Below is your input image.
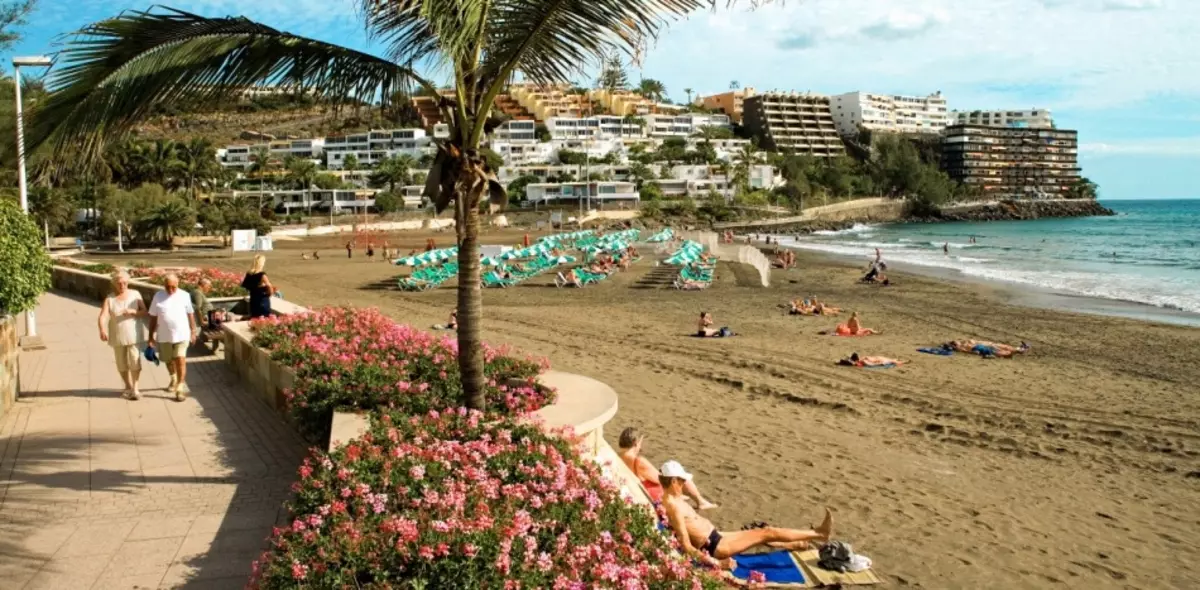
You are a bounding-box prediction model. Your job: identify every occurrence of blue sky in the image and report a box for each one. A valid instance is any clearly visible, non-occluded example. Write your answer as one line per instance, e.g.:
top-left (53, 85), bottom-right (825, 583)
top-left (7, 0), bottom-right (1198, 199)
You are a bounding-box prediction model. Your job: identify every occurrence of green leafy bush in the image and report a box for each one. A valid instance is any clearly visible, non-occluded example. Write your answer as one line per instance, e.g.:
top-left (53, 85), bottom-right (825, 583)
top-left (0, 198), bottom-right (52, 315)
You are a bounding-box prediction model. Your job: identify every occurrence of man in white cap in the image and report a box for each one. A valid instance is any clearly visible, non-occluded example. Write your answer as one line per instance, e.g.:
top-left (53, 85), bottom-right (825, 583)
top-left (659, 460), bottom-right (834, 570)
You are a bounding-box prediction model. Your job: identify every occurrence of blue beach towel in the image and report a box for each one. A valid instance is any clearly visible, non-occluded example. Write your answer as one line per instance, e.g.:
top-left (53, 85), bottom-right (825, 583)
top-left (918, 347), bottom-right (954, 356)
top-left (864, 363), bottom-right (897, 370)
top-left (732, 551), bottom-right (807, 584)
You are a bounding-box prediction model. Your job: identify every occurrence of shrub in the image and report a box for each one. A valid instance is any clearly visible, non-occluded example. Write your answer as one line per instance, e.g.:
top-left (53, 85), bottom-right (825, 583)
top-left (251, 308), bottom-right (551, 442)
top-left (249, 409), bottom-right (723, 589)
top-left (129, 267), bottom-right (244, 297)
top-left (0, 198), bottom-right (52, 315)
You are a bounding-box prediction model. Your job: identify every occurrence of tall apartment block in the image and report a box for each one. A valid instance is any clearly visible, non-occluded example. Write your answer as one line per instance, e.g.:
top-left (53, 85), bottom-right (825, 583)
top-left (941, 125), bottom-right (1081, 198)
top-left (741, 92), bottom-right (845, 156)
top-left (952, 108), bottom-right (1053, 129)
top-left (829, 91), bottom-right (949, 136)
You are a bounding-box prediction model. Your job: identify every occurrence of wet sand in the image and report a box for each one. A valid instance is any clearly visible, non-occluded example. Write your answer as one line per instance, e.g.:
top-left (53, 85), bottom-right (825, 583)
top-left (84, 229), bottom-right (1200, 589)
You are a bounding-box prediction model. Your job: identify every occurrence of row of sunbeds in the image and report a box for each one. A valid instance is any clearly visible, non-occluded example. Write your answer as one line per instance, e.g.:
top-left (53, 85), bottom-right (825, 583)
top-left (398, 261), bottom-right (459, 291)
top-left (483, 255), bottom-right (576, 288)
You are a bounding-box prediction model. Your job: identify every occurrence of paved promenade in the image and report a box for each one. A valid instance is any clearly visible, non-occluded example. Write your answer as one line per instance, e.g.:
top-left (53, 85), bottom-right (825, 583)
top-left (0, 292), bottom-right (307, 589)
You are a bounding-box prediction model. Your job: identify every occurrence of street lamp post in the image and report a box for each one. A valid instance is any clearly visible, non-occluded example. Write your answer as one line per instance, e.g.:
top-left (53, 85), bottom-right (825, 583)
top-left (13, 55), bottom-right (52, 349)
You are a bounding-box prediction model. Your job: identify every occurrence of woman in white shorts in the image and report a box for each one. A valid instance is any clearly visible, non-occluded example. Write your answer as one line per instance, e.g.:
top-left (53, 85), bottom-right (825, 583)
top-left (98, 271), bottom-right (147, 400)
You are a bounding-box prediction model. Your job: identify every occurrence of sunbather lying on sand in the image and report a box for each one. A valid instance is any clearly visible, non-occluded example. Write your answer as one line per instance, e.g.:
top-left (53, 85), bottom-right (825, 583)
top-left (661, 461), bottom-right (834, 571)
top-left (554, 270), bottom-right (583, 288)
top-left (835, 312), bottom-right (878, 336)
top-left (947, 339), bottom-right (1030, 358)
top-left (837, 352), bottom-right (906, 368)
top-left (618, 428), bottom-right (716, 508)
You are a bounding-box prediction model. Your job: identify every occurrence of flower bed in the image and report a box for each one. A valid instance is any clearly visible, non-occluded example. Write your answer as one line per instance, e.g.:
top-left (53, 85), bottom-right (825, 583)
top-left (59, 259), bottom-right (117, 275)
top-left (251, 307), bottom-right (551, 443)
top-left (249, 409), bottom-right (723, 589)
top-left (129, 266), bottom-right (244, 297)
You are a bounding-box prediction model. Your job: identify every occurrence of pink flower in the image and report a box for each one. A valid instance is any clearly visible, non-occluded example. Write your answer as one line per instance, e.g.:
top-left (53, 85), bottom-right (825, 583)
top-left (409, 465), bottom-right (425, 481)
top-left (290, 560), bottom-right (308, 580)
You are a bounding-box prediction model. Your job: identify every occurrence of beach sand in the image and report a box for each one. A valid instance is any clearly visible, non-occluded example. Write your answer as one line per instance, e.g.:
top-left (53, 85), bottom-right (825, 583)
top-left (89, 229), bottom-right (1200, 588)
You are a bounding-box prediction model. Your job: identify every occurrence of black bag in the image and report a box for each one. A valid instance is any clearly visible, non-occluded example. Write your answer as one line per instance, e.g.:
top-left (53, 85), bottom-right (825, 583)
top-left (817, 540), bottom-right (853, 573)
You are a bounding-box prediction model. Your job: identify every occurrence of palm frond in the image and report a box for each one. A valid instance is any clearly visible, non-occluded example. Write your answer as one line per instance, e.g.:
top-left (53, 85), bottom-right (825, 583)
top-left (30, 7), bottom-right (433, 165)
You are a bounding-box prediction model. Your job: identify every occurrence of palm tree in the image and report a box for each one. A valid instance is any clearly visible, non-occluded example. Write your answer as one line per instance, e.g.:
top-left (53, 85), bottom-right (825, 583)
top-left (371, 154), bottom-right (414, 193)
top-left (637, 78), bottom-right (666, 102)
top-left (732, 141), bottom-right (757, 198)
top-left (137, 198), bottom-right (196, 246)
top-left (284, 155), bottom-right (319, 216)
top-left (684, 87), bottom-right (694, 105)
top-left (248, 145), bottom-right (274, 211)
top-left (29, 2), bottom-right (746, 411)
top-left (136, 139), bottom-right (182, 187)
top-left (729, 80), bottom-right (740, 90)
top-left (172, 137), bottom-right (222, 199)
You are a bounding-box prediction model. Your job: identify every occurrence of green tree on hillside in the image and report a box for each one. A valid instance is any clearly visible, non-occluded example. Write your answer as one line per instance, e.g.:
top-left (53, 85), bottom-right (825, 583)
top-left (172, 137), bottom-right (224, 198)
top-left (136, 198), bottom-right (195, 245)
top-left (369, 155), bottom-right (414, 192)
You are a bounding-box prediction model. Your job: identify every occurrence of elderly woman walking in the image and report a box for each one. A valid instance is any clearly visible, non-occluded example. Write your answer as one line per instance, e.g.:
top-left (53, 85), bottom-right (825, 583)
top-left (98, 271), bottom-right (147, 400)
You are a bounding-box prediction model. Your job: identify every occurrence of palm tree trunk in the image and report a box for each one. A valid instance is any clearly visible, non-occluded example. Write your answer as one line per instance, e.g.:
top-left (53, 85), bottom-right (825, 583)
top-left (456, 181), bottom-right (486, 410)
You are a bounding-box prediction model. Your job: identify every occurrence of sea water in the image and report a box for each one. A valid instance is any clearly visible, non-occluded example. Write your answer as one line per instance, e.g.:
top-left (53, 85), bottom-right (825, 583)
top-left (775, 199), bottom-right (1200, 317)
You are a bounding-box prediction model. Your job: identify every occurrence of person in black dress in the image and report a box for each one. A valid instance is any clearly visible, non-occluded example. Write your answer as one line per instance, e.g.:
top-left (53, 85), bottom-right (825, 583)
top-left (242, 254), bottom-right (275, 319)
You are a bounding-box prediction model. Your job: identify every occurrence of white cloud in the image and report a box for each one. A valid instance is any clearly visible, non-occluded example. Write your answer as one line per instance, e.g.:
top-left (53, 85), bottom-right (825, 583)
top-left (643, 0), bottom-right (1195, 112)
top-left (1082, 137), bottom-right (1200, 156)
top-left (1102, 0), bottom-right (1166, 11)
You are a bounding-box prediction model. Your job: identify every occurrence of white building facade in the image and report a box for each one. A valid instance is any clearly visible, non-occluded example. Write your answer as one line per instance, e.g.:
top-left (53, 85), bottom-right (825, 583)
top-left (952, 108), bottom-right (1054, 129)
top-left (829, 91), bottom-right (950, 136)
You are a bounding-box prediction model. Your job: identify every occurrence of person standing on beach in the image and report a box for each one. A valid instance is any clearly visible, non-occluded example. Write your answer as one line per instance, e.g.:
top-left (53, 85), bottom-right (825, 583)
top-left (98, 271), bottom-right (146, 400)
top-left (346, 241), bottom-right (354, 259)
top-left (148, 274), bottom-right (197, 402)
top-left (943, 242), bottom-right (949, 256)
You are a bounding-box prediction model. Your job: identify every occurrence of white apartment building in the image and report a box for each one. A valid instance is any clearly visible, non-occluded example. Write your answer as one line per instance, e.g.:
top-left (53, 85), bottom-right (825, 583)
top-left (493, 119), bottom-right (538, 142)
top-left (829, 91), bottom-right (949, 136)
top-left (642, 113), bottom-right (732, 138)
top-left (524, 181), bottom-right (639, 205)
top-left (217, 138), bottom-right (324, 169)
top-left (952, 108), bottom-right (1054, 129)
top-left (545, 116), bottom-right (643, 140)
top-left (324, 128), bottom-right (435, 169)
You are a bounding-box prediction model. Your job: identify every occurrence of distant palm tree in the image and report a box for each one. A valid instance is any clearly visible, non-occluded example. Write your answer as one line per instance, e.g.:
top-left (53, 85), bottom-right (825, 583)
top-left (172, 137), bottom-right (222, 199)
top-left (285, 155), bottom-right (319, 216)
top-left (371, 154), bottom-right (414, 193)
top-left (729, 80), bottom-right (740, 90)
top-left (684, 87), bottom-right (694, 105)
top-left (248, 145), bottom-right (274, 211)
top-left (29, 1), bottom-right (752, 411)
top-left (637, 78), bottom-right (666, 102)
top-left (137, 139), bottom-right (182, 187)
top-left (137, 198), bottom-right (196, 245)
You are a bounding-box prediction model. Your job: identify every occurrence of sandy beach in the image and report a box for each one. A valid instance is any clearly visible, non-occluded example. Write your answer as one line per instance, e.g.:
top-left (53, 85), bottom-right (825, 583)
top-left (83, 228), bottom-right (1200, 589)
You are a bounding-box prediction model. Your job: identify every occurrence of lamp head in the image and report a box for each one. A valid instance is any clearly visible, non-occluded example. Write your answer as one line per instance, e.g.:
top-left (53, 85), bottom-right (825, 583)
top-left (13, 56), bottom-right (52, 67)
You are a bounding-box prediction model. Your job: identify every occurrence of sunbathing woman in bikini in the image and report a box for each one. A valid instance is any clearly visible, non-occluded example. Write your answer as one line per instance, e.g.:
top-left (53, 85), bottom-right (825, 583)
top-left (811, 297), bottom-right (842, 316)
top-left (835, 312), bottom-right (878, 336)
top-left (661, 462), bottom-right (834, 571)
top-left (697, 312), bottom-right (718, 337)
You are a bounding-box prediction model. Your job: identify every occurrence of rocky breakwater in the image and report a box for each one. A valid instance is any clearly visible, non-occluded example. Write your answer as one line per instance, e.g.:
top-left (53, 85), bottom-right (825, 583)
top-left (932, 199), bottom-right (1114, 222)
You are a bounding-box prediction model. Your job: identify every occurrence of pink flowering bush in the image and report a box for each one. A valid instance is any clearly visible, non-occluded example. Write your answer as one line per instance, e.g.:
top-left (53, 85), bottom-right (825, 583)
top-left (250, 409), bottom-right (724, 589)
top-left (129, 266), bottom-right (244, 297)
top-left (252, 307), bottom-right (551, 442)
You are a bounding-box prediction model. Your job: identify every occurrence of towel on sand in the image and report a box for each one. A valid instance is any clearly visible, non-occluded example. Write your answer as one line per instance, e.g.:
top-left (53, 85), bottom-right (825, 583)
top-left (732, 551), bottom-right (807, 585)
top-left (918, 347), bottom-right (954, 356)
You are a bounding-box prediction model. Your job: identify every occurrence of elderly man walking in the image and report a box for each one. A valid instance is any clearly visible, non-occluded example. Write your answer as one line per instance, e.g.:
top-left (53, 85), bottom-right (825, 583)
top-left (148, 273), bottom-right (197, 401)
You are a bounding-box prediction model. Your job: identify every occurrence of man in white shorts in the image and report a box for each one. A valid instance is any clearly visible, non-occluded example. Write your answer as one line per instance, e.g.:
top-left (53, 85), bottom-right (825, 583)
top-left (148, 274), bottom-right (197, 401)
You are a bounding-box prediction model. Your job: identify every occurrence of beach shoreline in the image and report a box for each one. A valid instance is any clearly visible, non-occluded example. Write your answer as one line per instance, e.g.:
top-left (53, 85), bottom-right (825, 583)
top-left (74, 227), bottom-right (1200, 589)
top-left (775, 243), bottom-right (1200, 327)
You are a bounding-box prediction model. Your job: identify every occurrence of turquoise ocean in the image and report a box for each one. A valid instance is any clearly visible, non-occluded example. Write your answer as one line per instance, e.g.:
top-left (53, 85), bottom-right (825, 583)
top-left (775, 199), bottom-right (1200, 319)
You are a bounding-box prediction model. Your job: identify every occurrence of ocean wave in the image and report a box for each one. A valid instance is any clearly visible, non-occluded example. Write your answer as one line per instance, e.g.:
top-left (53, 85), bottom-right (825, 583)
top-left (783, 240), bottom-right (1200, 313)
top-left (810, 223), bottom-right (875, 236)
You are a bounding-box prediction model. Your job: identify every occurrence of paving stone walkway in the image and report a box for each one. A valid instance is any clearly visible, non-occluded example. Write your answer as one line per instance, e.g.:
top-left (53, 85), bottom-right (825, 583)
top-left (0, 292), bottom-right (307, 589)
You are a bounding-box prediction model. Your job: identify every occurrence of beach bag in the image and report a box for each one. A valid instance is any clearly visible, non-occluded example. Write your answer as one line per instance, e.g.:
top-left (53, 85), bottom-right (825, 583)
top-left (718, 327), bottom-right (733, 337)
top-left (818, 541), bottom-right (853, 572)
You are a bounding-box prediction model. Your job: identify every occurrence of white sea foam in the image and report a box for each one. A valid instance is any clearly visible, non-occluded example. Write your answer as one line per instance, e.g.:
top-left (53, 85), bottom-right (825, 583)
top-left (785, 238), bottom-right (1200, 313)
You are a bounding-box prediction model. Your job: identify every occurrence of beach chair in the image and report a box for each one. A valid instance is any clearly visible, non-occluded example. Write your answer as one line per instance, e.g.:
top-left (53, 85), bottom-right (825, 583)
top-left (482, 271), bottom-right (518, 288)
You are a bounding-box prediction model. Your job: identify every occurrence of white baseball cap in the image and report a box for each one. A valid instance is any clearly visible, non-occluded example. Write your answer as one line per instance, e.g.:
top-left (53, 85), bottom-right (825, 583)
top-left (659, 460), bottom-right (692, 481)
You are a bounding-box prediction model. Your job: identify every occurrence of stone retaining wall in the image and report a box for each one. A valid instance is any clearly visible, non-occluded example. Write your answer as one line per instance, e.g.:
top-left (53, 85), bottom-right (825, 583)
top-left (50, 265), bottom-right (306, 316)
top-left (0, 315), bottom-right (17, 423)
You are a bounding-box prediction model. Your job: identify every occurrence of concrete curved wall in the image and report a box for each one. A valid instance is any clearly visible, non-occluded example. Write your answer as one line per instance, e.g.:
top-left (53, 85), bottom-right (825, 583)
top-left (678, 230), bottom-right (771, 287)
